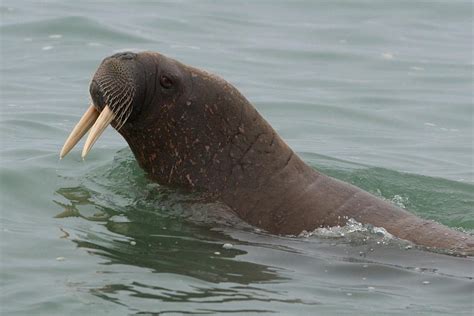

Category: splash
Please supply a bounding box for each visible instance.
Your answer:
[298,218,395,244]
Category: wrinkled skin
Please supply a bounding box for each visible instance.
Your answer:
[89,51,474,255]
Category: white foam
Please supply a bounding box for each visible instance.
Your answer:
[390,194,408,209]
[298,218,394,241]
[222,243,233,249]
[109,215,130,223]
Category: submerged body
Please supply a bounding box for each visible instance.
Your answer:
[61,51,474,255]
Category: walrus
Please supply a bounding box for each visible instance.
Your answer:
[60,51,474,255]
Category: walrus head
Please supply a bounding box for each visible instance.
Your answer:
[61,51,294,198]
[61,51,188,159]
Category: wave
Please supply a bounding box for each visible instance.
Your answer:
[1,16,152,43]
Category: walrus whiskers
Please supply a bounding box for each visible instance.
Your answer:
[60,57,137,159]
[60,80,135,158]
[95,65,136,130]
[109,85,135,130]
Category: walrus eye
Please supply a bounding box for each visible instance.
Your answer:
[160,75,173,89]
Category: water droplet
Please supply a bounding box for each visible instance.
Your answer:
[222,243,233,249]
[422,281,430,285]
[214,251,221,255]
[130,241,136,246]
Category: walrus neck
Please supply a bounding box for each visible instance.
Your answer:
[118,71,318,231]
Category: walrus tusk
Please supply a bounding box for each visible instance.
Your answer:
[81,105,115,159]
[60,105,99,159]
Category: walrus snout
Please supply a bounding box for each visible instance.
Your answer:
[61,52,145,159]
[89,52,138,113]
[92,54,142,119]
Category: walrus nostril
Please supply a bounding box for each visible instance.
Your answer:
[110,51,137,60]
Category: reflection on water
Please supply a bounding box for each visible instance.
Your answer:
[54,184,282,285]
[52,159,313,313]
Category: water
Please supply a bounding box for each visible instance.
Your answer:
[1,0,473,315]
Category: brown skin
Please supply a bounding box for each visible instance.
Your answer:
[89,51,474,255]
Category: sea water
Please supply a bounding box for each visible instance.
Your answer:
[1,1,473,315]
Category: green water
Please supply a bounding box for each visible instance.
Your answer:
[1,1,473,315]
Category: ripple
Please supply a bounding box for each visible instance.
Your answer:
[1,0,473,314]
[0,16,151,43]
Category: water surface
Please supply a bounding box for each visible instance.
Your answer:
[1,1,473,315]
